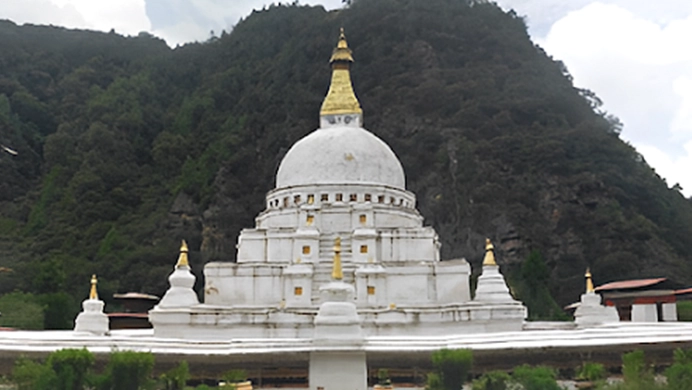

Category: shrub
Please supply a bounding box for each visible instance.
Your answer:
[576,362,607,382]
[677,301,692,322]
[377,368,392,386]
[12,357,56,390]
[159,360,190,390]
[621,350,655,390]
[511,365,560,390]
[425,372,443,390]
[222,369,247,384]
[104,350,154,390]
[666,349,692,390]
[47,348,94,390]
[471,370,511,390]
[431,349,473,390]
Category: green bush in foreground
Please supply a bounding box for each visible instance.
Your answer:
[47,348,94,390]
[511,365,560,390]
[159,360,190,390]
[12,357,56,390]
[665,349,692,390]
[577,362,607,382]
[471,370,511,390]
[103,350,155,390]
[431,349,473,390]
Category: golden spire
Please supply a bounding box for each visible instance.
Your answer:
[332,237,343,280]
[482,238,497,266]
[320,28,363,117]
[176,240,189,267]
[89,274,98,300]
[585,268,595,293]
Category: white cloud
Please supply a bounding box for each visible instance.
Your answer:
[536,2,692,197]
[146,0,344,46]
[0,0,150,35]
[0,0,86,27]
[636,141,692,196]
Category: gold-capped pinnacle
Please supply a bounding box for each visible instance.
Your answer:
[176,240,189,268]
[585,268,595,293]
[331,27,354,63]
[89,274,98,300]
[320,28,363,117]
[482,238,497,266]
[332,237,343,280]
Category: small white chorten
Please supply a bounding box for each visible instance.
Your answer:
[74,274,109,335]
[310,235,367,390]
[574,268,619,327]
[157,240,199,308]
[313,237,363,342]
[474,239,517,303]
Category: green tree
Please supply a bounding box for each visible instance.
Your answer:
[102,350,155,390]
[47,348,94,390]
[0,292,45,330]
[430,349,473,390]
[666,349,692,390]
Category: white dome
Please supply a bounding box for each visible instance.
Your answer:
[276,126,405,189]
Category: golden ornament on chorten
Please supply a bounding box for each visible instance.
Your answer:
[585,268,595,294]
[176,240,189,268]
[89,274,98,300]
[332,237,343,280]
[320,28,363,117]
[482,238,497,266]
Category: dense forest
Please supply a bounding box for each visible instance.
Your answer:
[0,0,691,328]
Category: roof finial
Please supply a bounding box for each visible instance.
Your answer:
[320,28,363,118]
[482,238,497,266]
[176,240,189,268]
[89,274,98,300]
[585,268,595,293]
[332,237,343,280]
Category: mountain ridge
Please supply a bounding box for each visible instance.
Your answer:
[0,0,690,327]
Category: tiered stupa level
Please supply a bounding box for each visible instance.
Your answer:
[150,30,526,340]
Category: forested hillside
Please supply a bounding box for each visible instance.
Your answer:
[1,0,691,327]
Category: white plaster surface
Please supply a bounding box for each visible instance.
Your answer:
[474,265,519,304]
[309,351,367,390]
[662,303,678,322]
[156,265,199,308]
[632,303,658,322]
[6,322,692,356]
[74,299,109,336]
[276,126,405,189]
[573,292,619,327]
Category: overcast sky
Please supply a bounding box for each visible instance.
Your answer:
[1,0,690,197]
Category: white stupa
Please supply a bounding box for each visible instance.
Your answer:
[74,275,109,335]
[155,240,199,309]
[573,269,619,327]
[309,237,367,390]
[474,239,520,304]
[149,29,526,340]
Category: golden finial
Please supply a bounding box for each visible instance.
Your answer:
[320,28,363,117]
[89,274,98,300]
[482,238,497,266]
[585,268,595,293]
[332,237,343,280]
[176,240,189,267]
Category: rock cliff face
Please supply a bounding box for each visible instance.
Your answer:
[1,1,691,312]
